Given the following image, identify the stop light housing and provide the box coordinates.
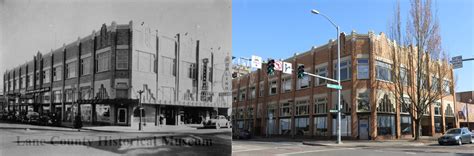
[297,65,305,79]
[267,59,275,75]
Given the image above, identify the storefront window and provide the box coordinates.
[81,104,92,122]
[295,100,309,115]
[332,115,351,136]
[400,115,412,135]
[96,104,110,122]
[280,102,292,117]
[314,116,327,136]
[279,118,291,135]
[295,117,309,136]
[435,116,442,133]
[377,115,395,136]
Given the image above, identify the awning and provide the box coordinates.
[77,99,139,104]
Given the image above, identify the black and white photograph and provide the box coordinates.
[0,0,232,155]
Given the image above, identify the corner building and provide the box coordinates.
[232,31,458,140]
[3,21,232,127]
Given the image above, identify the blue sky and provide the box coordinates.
[233,0,474,92]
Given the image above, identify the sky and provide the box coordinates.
[232,0,474,92]
[0,0,231,93]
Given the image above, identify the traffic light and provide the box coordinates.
[267,59,275,75]
[297,65,305,79]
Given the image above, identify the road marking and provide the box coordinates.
[405,152,417,155]
[275,148,356,156]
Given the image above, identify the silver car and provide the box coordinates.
[438,128,473,145]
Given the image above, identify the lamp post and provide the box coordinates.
[138,90,144,131]
[311,9,342,144]
[468,99,472,129]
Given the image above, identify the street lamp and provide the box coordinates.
[137,90,144,131]
[468,99,472,129]
[311,9,342,144]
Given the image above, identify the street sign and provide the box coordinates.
[251,55,263,69]
[451,55,463,69]
[329,109,339,113]
[326,83,342,90]
[274,61,283,71]
[283,62,292,74]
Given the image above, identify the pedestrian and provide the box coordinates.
[159,114,164,127]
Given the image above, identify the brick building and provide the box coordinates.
[456,91,474,130]
[232,31,458,140]
[3,21,232,127]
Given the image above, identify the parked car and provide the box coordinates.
[26,111,40,124]
[438,128,473,145]
[203,115,231,129]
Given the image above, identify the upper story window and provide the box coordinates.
[269,80,277,96]
[443,80,451,94]
[280,102,292,117]
[400,97,411,113]
[35,72,40,85]
[28,74,33,87]
[259,82,264,97]
[377,94,395,113]
[116,49,129,70]
[239,88,246,101]
[65,62,77,79]
[281,77,292,93]
[376,61,392,82]
[53,90,62,103]
[295,99,309,116]
[400,67,410,86]
[249,86,256,99]
[434,102,441,116]
[43,70,50,83]
[137,52,155,73]
[357,59,369,79]
[315,66,327,86]
[162,56,176,76]
[21,76,26,88]
[357,89,370,112]
[53,66,62,81]
[431,76,439,90]
[188,63,197,80]
[80,57,91,76]
[314,97,327,114]
[96,52,111,73]
[333,60,351,81]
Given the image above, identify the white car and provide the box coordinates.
[203,115,230,129]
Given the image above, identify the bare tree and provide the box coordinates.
[388,0,452,140]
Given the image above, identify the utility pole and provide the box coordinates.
[138,90,144,131]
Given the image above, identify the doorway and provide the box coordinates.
[117,108,127,125]
[359,118,369,140]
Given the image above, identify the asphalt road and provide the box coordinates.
[233,140,474,156]
[0,123,231,156]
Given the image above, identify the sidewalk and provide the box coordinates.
[302,138,437,147]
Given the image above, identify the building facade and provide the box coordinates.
[3,21,232,127]
[232,31,458,140]
[456,91,474,130]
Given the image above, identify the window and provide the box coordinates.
[431,76,439,90]
[295,117,309,136]
[269,80,277,96]
[314,97,327,114]
[65,89,75,102]
[400,115,412,135]
[138,52,154,72]
[259,83,264,97]
[377,115,395,136]
[445,104,454,116]
[434,116,442,133]
[28,74,33,87]
[400,97,411,113]
[376,61,392,81]
[295,100,309,115]
[116,49,129,70]
[434,102,441,116]
[66,62,77,79]
[281,77,292,93]
[80,57,91,75]
[43,70,50,83]
[188,63,197,79]
[53,90,62,103]
[53,67,62,81]
[80,87,92,100]
[280,118,291,135]
[400,67,410,86]
[314,116,327,136]
[357,59,369,79]
[249,86,256,99]
[21,76,26,88]
[315,66,327,85]
[96,52,111,72]
[377,94,395,113]
[280,102,292,117]
[333,60,351,81]
[239,88,246,101]
[116,83,128,99]
[357,90,370,112]
[35,72,40,85]
[443,80,450,94]
[297,75,310,89]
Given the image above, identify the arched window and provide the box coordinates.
[377,94,395,113]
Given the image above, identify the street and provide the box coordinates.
[0,122,231,156]
[232,140,474,156]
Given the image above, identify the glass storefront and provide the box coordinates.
[400,115,412,135]
[377,114,395,136]
[295,117,309,136]
[96,104,111,122]
[80,104,92,122]
[332,115,351,136]
[314,116,327,136]
[279,118,291,135]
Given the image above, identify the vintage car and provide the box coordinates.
[203,115,231,129]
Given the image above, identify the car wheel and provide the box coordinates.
[458,139,462,145]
